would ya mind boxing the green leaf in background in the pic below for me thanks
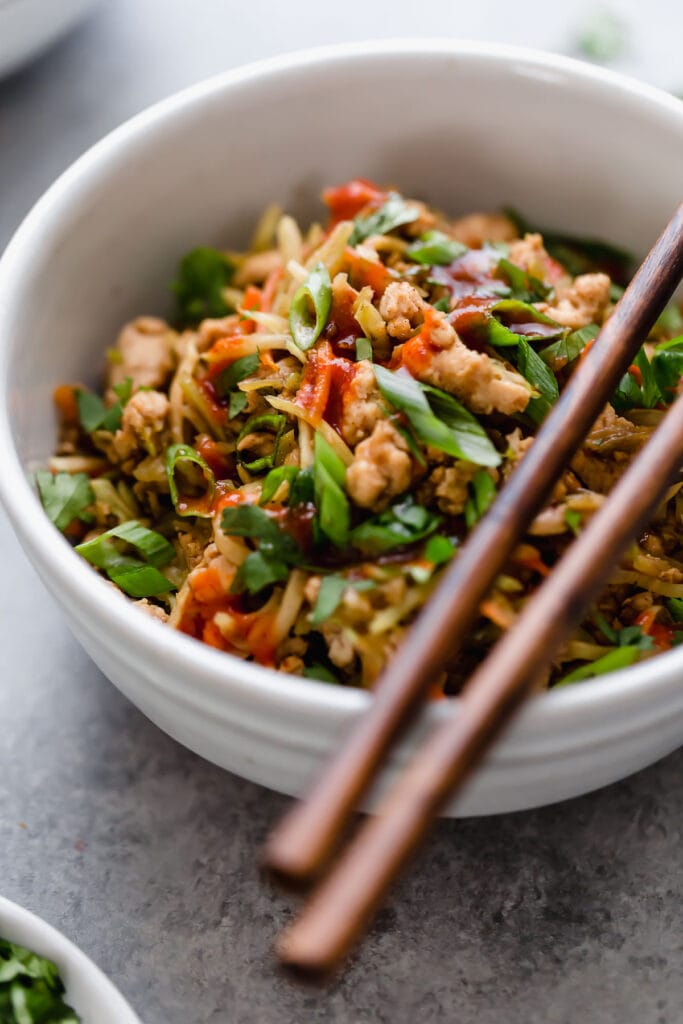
[349,193,419,245]
[289,262,332,351]
[172,246,235,326]
[36,471,94,532]
[504,207,634,284]
[576,8,628,63]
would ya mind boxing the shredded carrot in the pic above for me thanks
[190,567,225,604]
[633,608,677,651]
[53,384,79,424]
[261,266,284,312]
[295,339,334,425]
[628,364,643,386]
[579,337,595,362]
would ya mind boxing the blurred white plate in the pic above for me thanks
[0,0,100,79]
[0,896,141,1024]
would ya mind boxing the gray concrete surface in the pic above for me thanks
[1,2,682,1021]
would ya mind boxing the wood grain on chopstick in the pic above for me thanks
[277,379,683,974]
[263,203,683,884]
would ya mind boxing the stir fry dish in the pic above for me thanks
[39,180,683,692]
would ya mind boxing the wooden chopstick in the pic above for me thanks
[276,379,683,973]
[263,203,683,884]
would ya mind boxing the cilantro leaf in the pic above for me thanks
[351,496,441,555]
[76,376,132,434]
[216,352,260,396]
[36,471,94,532]
[311,575,376,625]
[349,193,419,245]
[0,937,81,1022]
[229,391,248,419]
[172,246,235,326]
[221,503,304,594]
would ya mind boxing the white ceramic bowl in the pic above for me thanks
[0,0,100,79]
[1,41,683,816]
[0,896,141,1023]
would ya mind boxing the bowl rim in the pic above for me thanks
[0,895,141,1022]
[1,37,683,735]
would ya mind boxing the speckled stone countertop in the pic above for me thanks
[1,3,682,1021]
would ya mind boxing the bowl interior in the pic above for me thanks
[2,41,683,719]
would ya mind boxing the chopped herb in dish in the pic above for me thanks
[0,937,81,1023]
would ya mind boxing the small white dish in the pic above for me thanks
[0,41,682,816]
[0,0,100,80]
[0,896,141,1023]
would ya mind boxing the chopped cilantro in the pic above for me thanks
[172,246,235,326]
[0,937,81,1022]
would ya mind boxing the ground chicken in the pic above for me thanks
[448,212,518,249]
[403,200,438,237]
[507,232,559,280]
[541,273,611,330]
[379,281,425,340]
[570,404,640,493]
[346,419,412,511]
[177,530,206,572]
[102,390,170,464]
[414,337,531,415]
[134,598,169,623]
[107,317,174,394]
[426,311,457,349]
[340,360,383,445]
[321,623,355,669]
[427,462,479,516]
